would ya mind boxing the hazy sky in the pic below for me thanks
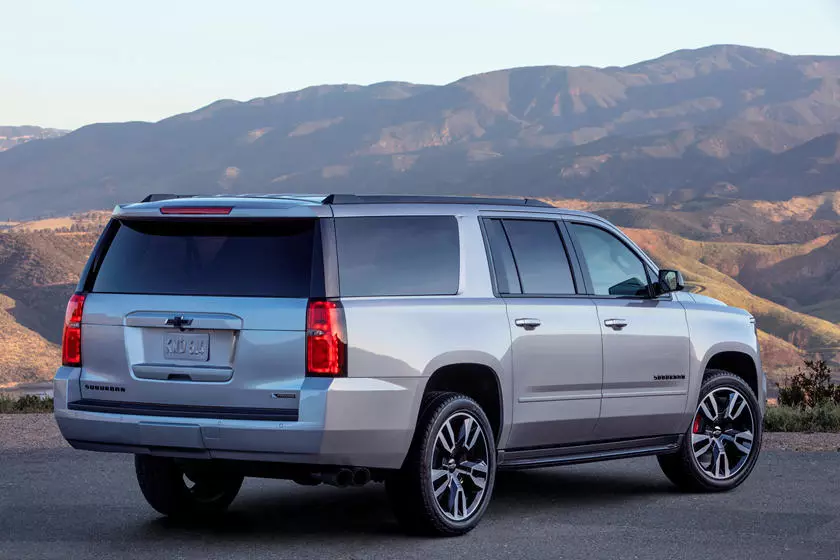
[3,0,840,130]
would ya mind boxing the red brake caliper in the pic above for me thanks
[692,414,702,434]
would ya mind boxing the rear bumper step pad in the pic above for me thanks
[67,399,298,422]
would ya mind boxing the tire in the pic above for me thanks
[386,392,497,536]
[134,454,244,517]
[658,370,763,492]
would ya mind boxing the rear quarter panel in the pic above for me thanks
[341,298,512,436]
[333,206,515,447]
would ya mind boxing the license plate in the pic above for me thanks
[163,333,210,362]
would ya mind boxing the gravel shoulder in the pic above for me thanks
[762,431,840,452]
[0,414,69,451]
[1,413,839,452]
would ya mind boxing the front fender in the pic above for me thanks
[682,297,763,408]
[688,338,764,415]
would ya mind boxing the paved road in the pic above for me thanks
[1,448,838,560]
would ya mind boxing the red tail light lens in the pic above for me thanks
[306,300,346,376]
[62,293,86,367]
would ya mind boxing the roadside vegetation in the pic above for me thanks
[764,404,840,432]
[767,360,840,432]
[0,393,54,413]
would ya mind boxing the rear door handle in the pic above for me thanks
[604,318,629,330]
[514,318,541,330]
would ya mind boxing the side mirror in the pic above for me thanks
[657,269,685,293]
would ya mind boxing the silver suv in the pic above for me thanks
[54,194,766,536]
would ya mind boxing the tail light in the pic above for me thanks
[306,300,347,376]
[62,293,86,367]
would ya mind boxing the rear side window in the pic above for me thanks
[335,216,459,296]
[91,220,316,297]
[483,219,521,295]
[497,219,577,295]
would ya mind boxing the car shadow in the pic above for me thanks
[492,468,676,509]
[143,466,675,540]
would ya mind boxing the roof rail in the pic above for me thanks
[137,193,555,208]
[323,194,554,208]
[140,193,198,203]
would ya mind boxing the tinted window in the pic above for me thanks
[92,220,315,297]
[569,223,649,297]
[335,216,459,296]
[502,220,576,295]
[483,219,521,295]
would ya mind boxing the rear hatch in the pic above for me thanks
[76,209,325,419]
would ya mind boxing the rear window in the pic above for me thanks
[335,216,460,297]
[91,220,316,297]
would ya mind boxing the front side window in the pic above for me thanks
[568,223,650,297]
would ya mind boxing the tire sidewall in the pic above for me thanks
[135,454,243,516]
[417,395,497,533]
[684,373,763,490]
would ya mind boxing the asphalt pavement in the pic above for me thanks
[1,447,838,560]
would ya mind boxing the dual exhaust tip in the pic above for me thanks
[319,467,370,488]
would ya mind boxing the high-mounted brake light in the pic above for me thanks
[306,300,347,376]
[62,293,86,367]
[159,206,233,215]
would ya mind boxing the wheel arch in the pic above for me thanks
[697,343,763,407]
[420,359,505,444]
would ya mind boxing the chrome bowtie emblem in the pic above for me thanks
[165,315,193,330]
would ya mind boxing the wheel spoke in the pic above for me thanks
[456,460,488,489]
[699,396,718,422]
[712,444,730,478]
[431,468,448,484]
[433,471,450,498]
[437,420,457,453]
[446,479,457,514]
[459,417,472,448]
[726,392,747,420]
[461,417,482,450]
[691,433,712,457]
[447,478,467,520]
[732,430,753,455]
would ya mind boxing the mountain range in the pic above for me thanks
[2,45,840,219]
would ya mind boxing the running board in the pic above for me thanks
[498,435,682,470]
